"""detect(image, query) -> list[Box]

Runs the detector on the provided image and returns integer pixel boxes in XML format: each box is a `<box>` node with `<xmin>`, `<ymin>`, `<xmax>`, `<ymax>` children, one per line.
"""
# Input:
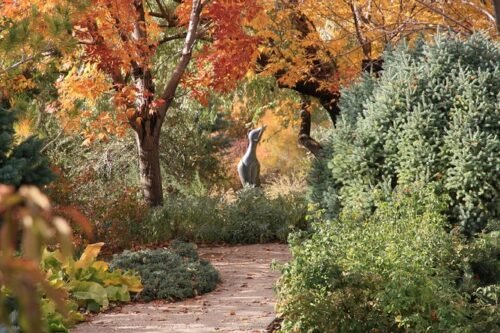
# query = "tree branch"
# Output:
<box><xmin>157</xmin><ymin>29</ymin><xmax>212</xmax><ymax>45</ymax></box>
<box><xmin>40</xmin><ymin>124</ymin><xmax>67</xmax><ymax>153</ymax></box>
<box><xmin>349</xmin><ymin>1</ymin><xmax>371</xmax><ymax>58</ymax></box>
<box><xmin>460</xmin><ymin>0</ymin><xmax>496</xmax><ymax>25</ymax></box>
<box><xmin>154</xmin><ymin>0</ymin><xmax>169</xmax><ymax>19</ymax></box>
<box><xmin>0</xmin><ymin>50</ymin><xmax>56</xmax><ymax>75</ymax></box>
<box><xmin>297</xmin><ymin>98</ymin><xmax>323</xmax><ymax>157</ymax></box>
<box><xmin>149</xmin><ymin>0</ymin><xmax>178</xmax><ymax>27</ymax></box>
<box><xmin>157</xmin><ymin>0</ymin><xmax>203</xmax><ymax>124</ymax></box>
<box><xmin>415</xmin><ymin>0</ymin><xmax>473</xmax><ymax>34</ymax></box>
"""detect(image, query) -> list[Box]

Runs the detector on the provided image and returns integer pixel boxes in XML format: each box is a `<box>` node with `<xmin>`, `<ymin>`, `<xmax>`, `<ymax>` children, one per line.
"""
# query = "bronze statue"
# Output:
<box><xmin>237</xmin><ymin>126</ymin><xmax>266</xmax><ymax>187</ymax></box>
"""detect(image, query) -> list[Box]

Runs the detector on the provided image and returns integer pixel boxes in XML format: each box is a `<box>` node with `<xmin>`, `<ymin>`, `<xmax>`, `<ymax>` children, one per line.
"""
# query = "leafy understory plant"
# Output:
<box><xmin>137</xmin><ymin>187</ymin><xmax>308</xmax><ymax>245</ymax></box>
<box><xmin>42</xmin><ymin>243</ymin><xmax>143</xmax><ymax>313</ymax></box>
<box><xmin>278</xmin><ymin>185</ymin><xmax>474</xmax><ymax>332</ymax></box>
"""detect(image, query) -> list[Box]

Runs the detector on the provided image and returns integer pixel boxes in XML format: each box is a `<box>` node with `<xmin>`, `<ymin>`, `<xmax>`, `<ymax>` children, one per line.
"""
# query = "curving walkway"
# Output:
<box><xmin>72</xmin><ymin>243</ymin><xmax>290</xmax><ymax>333</ymax></box>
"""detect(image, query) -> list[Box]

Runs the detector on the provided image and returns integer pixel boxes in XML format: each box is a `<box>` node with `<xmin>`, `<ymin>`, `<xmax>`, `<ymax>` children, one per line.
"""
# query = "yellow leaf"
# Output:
<box><xmin>74</xmin><ymin>243</ymin><xmax>104</xmax><ymax>270</ymax></box>
<box><xmin>13</xmin><ymin>118</ymin><xmax>33</xmax><ymax>139</ymax></box>
<box><xmin>102</xmin><ymin>273</ymin><xmax>143</xmax><ymax>293</ymax></box>
<box><xmin>123</xmin><ymin>277</ymin><xmax>143</xmax><ymax>293</ymax></box>
<box><xmin>92</xmin><ymin>261</ymin><xmax>109</xmax><ymax>271</ymax></box>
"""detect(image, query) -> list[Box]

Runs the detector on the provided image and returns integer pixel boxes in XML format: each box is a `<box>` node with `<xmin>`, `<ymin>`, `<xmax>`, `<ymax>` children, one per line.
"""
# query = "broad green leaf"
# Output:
<box><xmin>105</xmin><ymin>285</ymin><xmax>130</xmax><ymax>302</ymax></box>
<box><xmin>70</xmin><ymin>280</ymin><xmax>109</xmax><ymax>309</ymax></box>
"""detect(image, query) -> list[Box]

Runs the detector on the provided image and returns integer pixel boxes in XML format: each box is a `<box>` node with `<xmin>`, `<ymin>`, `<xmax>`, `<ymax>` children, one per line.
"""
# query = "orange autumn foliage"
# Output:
<box><xmin>1</xmin><ymin>0</ymin><xmax>260</xmax><ymax>142</ymax></box>
<box><xmin>182</xmin><ymin>0</ymin><xmax>262</xmax><ymax>102</ymax></box>
<box><xmin>1</xmin><ymin>1</ymin><xmax>498</xmax><ymax>134</ymax></box>
<box><xmin>192</xmin><ymin>0</ymin><xmax>498</xmax><ymax>101</ymax></box>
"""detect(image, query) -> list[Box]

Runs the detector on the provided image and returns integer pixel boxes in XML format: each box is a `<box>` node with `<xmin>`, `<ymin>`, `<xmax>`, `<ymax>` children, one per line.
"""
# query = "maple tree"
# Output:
<box><xmin>0</xmin><ymin>0</ymin><xmax>260</xmax><ymax>206</ymax></box>
<box><xmin>255</xmin><ymin>0</ymin><xmax>499</xmax><ymax>154</ymax></box>
<box><xmin>190</xmin><ymin>0</ymin><xmax>498</xmax><ymax>155</ymax></box>
<box><xmin>0</xmin><ymin>1</ymin><xmax>498</xmax><ymax>204</ymax></box>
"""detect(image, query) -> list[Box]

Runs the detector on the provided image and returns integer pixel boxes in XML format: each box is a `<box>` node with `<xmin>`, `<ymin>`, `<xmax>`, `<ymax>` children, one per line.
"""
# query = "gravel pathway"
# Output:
<box><xmin>72</xmin><ymin>243</ymin><xmax>290</xmax><ymax>333</ymax></box>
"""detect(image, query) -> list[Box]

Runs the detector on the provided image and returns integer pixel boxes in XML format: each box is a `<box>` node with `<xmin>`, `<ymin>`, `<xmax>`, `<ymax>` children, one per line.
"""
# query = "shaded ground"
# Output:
<box><xmin>72</xmin><ymin>243</ymin><xmax>290</xmax><ymax>333</ymax></box>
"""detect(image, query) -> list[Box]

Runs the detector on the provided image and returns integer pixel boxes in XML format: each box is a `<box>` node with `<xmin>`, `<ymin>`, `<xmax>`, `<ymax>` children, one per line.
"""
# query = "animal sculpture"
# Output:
<box><xmin>237</xmin><ymin>126</ymin><xmax>266</xmax><ymax>187</ymax></box>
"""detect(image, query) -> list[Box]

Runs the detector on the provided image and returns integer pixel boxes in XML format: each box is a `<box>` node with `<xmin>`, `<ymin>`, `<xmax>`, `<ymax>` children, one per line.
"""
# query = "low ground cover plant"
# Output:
<box><xmin>42</xmin><ymin>243</ymin><xmax>142</xmax><ymax>313</ymax></box>
<box><xmin>110</xmin><ymin>241</ymin><xmax>219</xmax><ymax>302</ymax></box>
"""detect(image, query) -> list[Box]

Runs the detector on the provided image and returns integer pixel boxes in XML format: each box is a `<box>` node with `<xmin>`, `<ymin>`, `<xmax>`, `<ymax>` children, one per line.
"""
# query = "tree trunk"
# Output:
<box><xmin>135</xmin><ymin>127</ymin><xmax>163</xmax><ymax>207</ymax></box>
<box><xmin>494</xmin><ymin>0</ymin><xmax>500</xmax><ymax>33</ymax></box>
<box><xmin>297</xmin><ymin>99</ymin><xmax>323</xmax><ymax>157</ymax></box>
<box><xmin>123</xmin><ymin>0</ymin><xmax>202</xmax><ymax>207</ymax></box>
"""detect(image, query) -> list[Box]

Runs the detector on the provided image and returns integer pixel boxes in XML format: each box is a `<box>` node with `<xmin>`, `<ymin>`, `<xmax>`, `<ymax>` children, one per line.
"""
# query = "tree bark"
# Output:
<box><xmin>361</xmin><ymin>58</ymin><xmax>384</xmax><ymax>75</ymax></box>
<box><xmin>494</xmin><ymin>0</ymin><xmax>500</xmax><ymax>33</ymax></box>
<box><xmin>135</xmin><ymin>121</ymin><xmax>163</xmax><ymax>206</ymax></box>
<box><xmin>125</xmin><ymin>0</ymin><xmax>202</xmax><ymax>207</ymax></box>
<box><xmin>297</xmin><ymin>99</ymin><xmax>323</xmax><ymax>157</ymax></box>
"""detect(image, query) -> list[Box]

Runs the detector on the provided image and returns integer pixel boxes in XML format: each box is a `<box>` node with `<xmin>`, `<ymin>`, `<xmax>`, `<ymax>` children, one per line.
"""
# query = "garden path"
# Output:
<box><xmin>72</xmin><ymin>243</ymin><xmax>290</xmax><ymax>333</ymax></box>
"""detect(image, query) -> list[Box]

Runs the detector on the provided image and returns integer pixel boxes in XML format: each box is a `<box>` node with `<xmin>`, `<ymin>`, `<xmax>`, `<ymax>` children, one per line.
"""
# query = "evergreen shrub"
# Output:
<box><xmin>311</xmin><ymin>33</ymin><xmax>500</xmax><ymax>233</ymax></box>
<box><xmin>110</xmin><ymin>241</ymin><xmax>219</xmax><ymax>302</ymax></box>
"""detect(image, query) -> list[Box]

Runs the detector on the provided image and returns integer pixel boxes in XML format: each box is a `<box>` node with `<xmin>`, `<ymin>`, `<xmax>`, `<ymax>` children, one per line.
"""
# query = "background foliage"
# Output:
<box><xmin>0</xmin><ymin>108</ymin><xmax>53</xmax><ymax>186</ymax></box>
<box><xmin>118</xmin><ymin>187</ymin><xmax>308</xmax><ymax>247</ymax></box>
<box><xmin>1</xmin><ymin>1</ymin><xmax>499</xmax><ymax>332</ymax></box>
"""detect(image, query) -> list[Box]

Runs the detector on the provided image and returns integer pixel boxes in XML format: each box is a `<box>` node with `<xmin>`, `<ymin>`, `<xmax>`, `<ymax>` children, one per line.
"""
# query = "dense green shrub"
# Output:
<box><xmin>110</xmin><ymin>241</ymin><xmax>219</xmax><ymax>302</ymax></box>
<box><xmin>277</xmin><ymin>185</ymin><xmax>494</xmax><ymax>333</ymax></box>
<box><xmin>0</xmin><ymin>107</ymin><xmax>53</xmax><ymax>186</ymax></box>
<box><xmin>469</xmin><ymin>223</ymin><xmax>500</xmax><ymax>285</ymax></box>
<box><xmin>300</xmin><ymin>34</ymin><xmax>500</xmax><ymax>332</ymax></box>
<box><xmin>128</xmin><ymin>187</ymin><xmax>308</xmax><ymax>245</ymax></box>
<box><xmin>311</xmin><ymin>33</ymin><xmax>500</xmax><ymax>233</ymax></box>
<box><xmin>159</xmin><ymin>100</ymin><xmax>228</xmax><ymax>189</ymax></box>
<box><xmin>140</xmin><ymin>194</ymin><xmax>222</xmax><ymax>243</ymax></box>
<box><xmin>220</xmin><ymin>187</ymin><xmax>307</xmax><ymax>244</ymax></box>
